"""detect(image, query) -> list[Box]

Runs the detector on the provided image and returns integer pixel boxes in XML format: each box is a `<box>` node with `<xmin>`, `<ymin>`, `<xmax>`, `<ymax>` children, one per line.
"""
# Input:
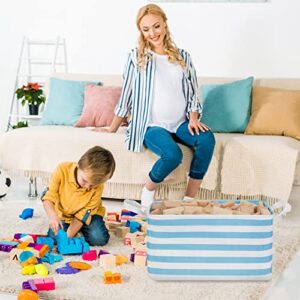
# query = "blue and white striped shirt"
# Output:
<box><xmin>114</xmin><ymin>48</ymin><xmax>202</xmax><ymax>153</ymax></box>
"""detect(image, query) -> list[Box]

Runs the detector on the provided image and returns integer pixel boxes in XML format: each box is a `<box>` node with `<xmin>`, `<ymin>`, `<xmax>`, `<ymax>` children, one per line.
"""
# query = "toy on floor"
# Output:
<box><xmin>0</xmin><ymin>169</ymin><xmax>11</xmax><ymax>198</ymax></box>
<box><xmin>82</xmin><ymin>250</ymin><xmax>97</xmax><ymax>261</ymax></box>
<box><xmin>22</xmin><ymin>277</ymin><xmax>55</xmax><ymax>294</ymax></box>
<box><xmin>56</xmin><ymin>265</ymin><xmax>80</xmax><ymax>274</ymax></box>
<box><xmin>19</xmin><ymin>208</ymin><xmax>34</xmax><ymax>220</ymax></box>
<box><xmin>18</xmin><ymin>289</ymin><xmax>39</xmax><ymax>300</ymax></box>
<box><xmin>103</xmin><ymin>271</ymin><xmax>122</xmax><ymax>284</ymax></box>
<box><xmin>56</xmin><ymin>229</ymin><xmax>89</xmax><ymax>255</ymax></box>
<box><xmin>42</xmin><ymin>253</ymin><xmax>63</xmax><ymax>264</ymax></box>
<box><xmin>67</xmin><ymin>261</ymin><xmax>92</xmax><ymax>270</ymax></box>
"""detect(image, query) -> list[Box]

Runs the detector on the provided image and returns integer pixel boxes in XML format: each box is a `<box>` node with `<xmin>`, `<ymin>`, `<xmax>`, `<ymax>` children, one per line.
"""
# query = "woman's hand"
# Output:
<box><xmin>188</xmin><ymin>119</ymin><xmax>210</xmax><ymax>136</ymax></box>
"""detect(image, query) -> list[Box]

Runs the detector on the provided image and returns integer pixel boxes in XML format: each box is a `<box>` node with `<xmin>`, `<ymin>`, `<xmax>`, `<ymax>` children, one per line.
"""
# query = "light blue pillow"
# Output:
<box><xmin>201</xmin><ymin>77</ymin><xmax>254</xmax><ymax>133</ymax></box>
<box><xmin>40</xmin><ymin>78</ymin><xmax>99</xmax><ymax>126</ymax></box>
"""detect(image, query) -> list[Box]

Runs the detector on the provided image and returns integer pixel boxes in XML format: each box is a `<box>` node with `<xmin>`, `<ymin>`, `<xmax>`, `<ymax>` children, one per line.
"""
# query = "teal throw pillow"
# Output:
<box><xmin>201</xmin><ymin>77</ymin><xmax>254</xmax><ymax>133</ymax></box>
<box><xmin>40</xmin><ymin>78</ymin><xmax>100</xmax><ymax>126</ymax></box>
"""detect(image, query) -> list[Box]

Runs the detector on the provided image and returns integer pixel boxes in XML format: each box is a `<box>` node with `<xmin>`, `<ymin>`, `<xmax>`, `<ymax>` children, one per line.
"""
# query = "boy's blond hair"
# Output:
<box><xmin>78</xmin><ymin>146</ymin><xmax>115</xmax><ymax>186</ymax></box>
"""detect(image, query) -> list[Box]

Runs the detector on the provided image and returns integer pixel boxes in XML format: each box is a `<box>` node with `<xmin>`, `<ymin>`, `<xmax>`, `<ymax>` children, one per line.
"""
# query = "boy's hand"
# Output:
<box><xmin>49</xmin><ymin>216</ymin><xmax>63</xmax><ymax>235</ymax></box>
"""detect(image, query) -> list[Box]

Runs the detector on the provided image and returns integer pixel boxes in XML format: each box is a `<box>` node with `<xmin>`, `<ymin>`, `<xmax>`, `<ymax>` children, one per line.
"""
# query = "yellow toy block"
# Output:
<box><xmin>22</xmin><ymin>264</ymin><xmax>36</xmax><ymax>275</ymax></box>
<box><xmin>103</xmin><ymin>271</ymin><xmax>122</xmax><ymax>284</ymax></box>
<box><xmin>116</xmin><ymin>255</ymin><xmax>128</xmax><ymax>266</ymax></box>
<box><xmin>35</xmin><ymin>263</ymin><xmax>49</xmax><ymax>276</ymax></box>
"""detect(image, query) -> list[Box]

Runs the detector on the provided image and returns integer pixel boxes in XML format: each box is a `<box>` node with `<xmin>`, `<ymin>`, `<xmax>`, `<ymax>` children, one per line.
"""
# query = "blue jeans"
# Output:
<box><xmin>143</xmin><ymin>121</ymin><xmax>215</xmax><ymax>183</ymax></box>
<box><xmin>47</xmin><ymin>215</ymin><xmax>110</xmax><ymax>246</ymax></box>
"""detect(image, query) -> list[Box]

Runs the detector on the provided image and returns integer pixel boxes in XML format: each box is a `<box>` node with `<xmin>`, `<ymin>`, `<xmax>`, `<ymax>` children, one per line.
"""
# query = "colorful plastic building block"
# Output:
<box><xmin>126</xmin><ymin>220</ymin><xmax>141</xmax><ymax>233</ymax></box>
<box><xmin>0</xmin><ymin>241</ymin><xmax>18</xmax><ymax>252</ymax></box>
<box><xmin>116</xmin><ymin>255</ymin><xmax>128</xmax><ymax>266</ymax></box>
<box><xmin>98</xmin><ymin>249</ymin><xmax>110</xmax><ymax>257</ymax></box>
<box><xmin>17</xmin><ymin>289</ymin><xmax>39</xmax><ymax>300</ymax></box>
<box><xmin>20</xmin><ymin>251</ymin><xmax>34</xmax><ymax>263</ymax></box>
<box><xmin>22</xmin><ymin>279</ymin><xmax>38</xmax><ymax>292</ymax></box>
<box><xmin>35</xmin><ymin>264</ymin><xmax>49</xmax><ymax>276</ymax></box>
<box><xmin>68</xmin><ymin>261</ymin><xmax>92</xmax><ymax>270</ymax></box>
<box><xmin>56</xmin><ymin>265</ymin><xmax>80</xmax><ymax>274</ymax></box>
<box><xmin>36</xmin><ymin>237</ymin><xmax>54</xmax><ymax>251</ymax></box>
<box><xmin>14</xmin><ymin>233</ymin><xmax>47</xmax><ymax>243</ymax></box>
<box><xmin>82</xmin><ymin>250</ymin><xmax>97</xmax><ymax>261</ymax></box>
<box><xmin>33</xmin><ymin>277</ymin><xmax>55</xmax><ymax>291</ymax></box>
<box><xmin>103</xmin><ymin>271</ymin><xmax>122</xmax><ymax>284</ymax></box>
<box><xmin>22</xmin><ymin>265</ymin><xmax>36</xmax><ymax>275</ymax></box>
<box><xmin>19</xmin><ymin>208</ymin><xmax>34</xmax><ymax>220</ymax></box>
<box><xmin>41</xmin><ymin>253</ymin><xmax>63</xmax><ymax>265</ymax></box>
<box><xmin>56</xmin><ymin>229</ymin><xmax>90</xmax><ymax>255</ymax></box>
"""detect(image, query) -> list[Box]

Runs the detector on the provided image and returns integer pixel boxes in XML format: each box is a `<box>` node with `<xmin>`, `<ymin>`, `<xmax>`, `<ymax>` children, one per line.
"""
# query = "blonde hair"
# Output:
<box><xmin>78</xmin><ymin>146</ymin><xmax>115</xmax><ymax>185</ymax></box>
<box><xmin>136</xmin><ymin>4</ymin><xmax>185</xmax><ymax>70</ymax></box>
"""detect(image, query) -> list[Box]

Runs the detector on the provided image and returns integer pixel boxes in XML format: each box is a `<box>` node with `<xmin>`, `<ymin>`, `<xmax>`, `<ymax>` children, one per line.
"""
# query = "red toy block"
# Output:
<box><xmin>107</xmin><ymin>212</ymin><xmax>119</xmax><ymax>222</ymax></box>
<box><xmin>34</xmin><ymin>277</ymin><xmax>55</xmax><ymax>291</ymax></box>
<box><xmin>82</xmin><ymin>250</ymin><xmax>97</xmax><ymax>261</ymax></box>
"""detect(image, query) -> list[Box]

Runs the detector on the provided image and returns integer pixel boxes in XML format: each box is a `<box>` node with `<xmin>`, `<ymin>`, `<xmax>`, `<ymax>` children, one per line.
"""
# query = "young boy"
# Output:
<box><xmin>41</xmin><ymin>146</ymin><xmax>115</xmax><ymax>246</ymax></box>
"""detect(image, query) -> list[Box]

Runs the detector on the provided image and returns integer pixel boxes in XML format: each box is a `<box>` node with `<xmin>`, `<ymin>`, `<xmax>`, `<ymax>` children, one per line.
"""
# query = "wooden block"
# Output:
<box><xmin>115</xmin><ymin>226</ymin><xmax>130</xmax><ymax>238</ymax></box>
<box><xmin>10</xmin><ymin>248</ymin><xmax>23</xmax><ymax>261</ymax></box>
<box><xmin>100</xmin><ymin>254</ymin><xmax>116</xmax><ymax>269</ymax></box>
<box><xmin>163</xmin><ymin>200</ymin><xmax>182</xmax><ymax>208</ymax></box>
<box><xmin>134</xmin><ymin>250</ymin><xmax>147</xmax><ymax>267</ymax></box>
<box><xmin>180</xmin><ymin>201</ymin><xmax>198</xmax><ymax>206</ymax></box>
<box><xmin>163</xmin><ymin>207</ymin><xmax>184</xmax><ymax>215</ymax></box>
<box><xmin>212</xmin><ymin>206</ymin><xmax>233</xmax><ymax>215</ymax></box>
<box><xmin>197</xmin><ymin>200</ymin><xmax>209</xmax><ymax>207</ymax></box>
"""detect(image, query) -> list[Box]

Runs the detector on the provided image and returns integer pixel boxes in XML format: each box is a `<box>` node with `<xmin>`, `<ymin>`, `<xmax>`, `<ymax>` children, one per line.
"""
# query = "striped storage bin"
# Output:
<box><xmin>147</xmin><ymin>200</ymin><xmax>274</xmax><ymax>281</ymax></box>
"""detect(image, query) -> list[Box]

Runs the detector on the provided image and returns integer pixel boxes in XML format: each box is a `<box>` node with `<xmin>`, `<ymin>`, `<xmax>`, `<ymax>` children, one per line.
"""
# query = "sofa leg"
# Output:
<box><xmin>28</xmin><ymin>176</ymin><xmax>38</xmax><ymax>198</ymax></box>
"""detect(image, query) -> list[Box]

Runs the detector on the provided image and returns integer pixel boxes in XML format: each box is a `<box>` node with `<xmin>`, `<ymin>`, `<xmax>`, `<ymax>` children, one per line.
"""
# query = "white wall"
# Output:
<box><xmin>1</xmin><ymin>0</ymin><xmax>300</xmax><ymax>132</ymax></box>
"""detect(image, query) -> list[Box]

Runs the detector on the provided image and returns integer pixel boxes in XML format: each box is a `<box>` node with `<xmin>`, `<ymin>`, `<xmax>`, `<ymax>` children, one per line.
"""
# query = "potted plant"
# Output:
<box><xmin>15</xmin><ymin>82</ymin><xmax>46</xmax><ymax>115</ymax></box>
<box><xmin>12</xmin><ymin>121</ymin><xmax>28</xmax><ymax>129</ymax></box>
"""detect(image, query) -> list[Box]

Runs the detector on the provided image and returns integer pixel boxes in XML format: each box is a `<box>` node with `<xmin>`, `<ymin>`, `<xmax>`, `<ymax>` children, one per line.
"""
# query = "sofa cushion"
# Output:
<box><xmin>75</xmin><ymin>85</ymin><xmax>121</xmax><ymax>127</ymax></box>
<box><xmin>40</xmin><ymin>78</ymin><xmax>99</xmax><ymax>126</ymax></box>
<box><xmin>200</xmin><ymin>77</ymin><xmax>254</xmax><ymax>133</ymax></box>
<box><xmin>245</xmin><ymin>86</ymin><xmax>300</xmax><ymax>140</ymax></box>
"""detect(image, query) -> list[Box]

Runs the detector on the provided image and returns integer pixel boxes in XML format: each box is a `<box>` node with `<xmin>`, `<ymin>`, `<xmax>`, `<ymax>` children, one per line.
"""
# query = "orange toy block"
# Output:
<box><xmin>69</xmin><ymin>261</ymin><xmax>92</xmax><ymax>270</ymax></box>
<box><xmin>38</xmin><ymin>245</ymin><xmax>49</xmax><ymax>258</ymax></box>
<box><xmin>103</xmin><ymin>271</ymin><xmax>122</xmax><ymax>284</ymax></box>
<box><xmin>17</xmin><ymin>242</ymin><xmax>29</xmax><ymax>250</ymax></box>
<box><xmin>116</xmin><ymin>255</ymin><xmax>128</xmax><ymax>266</ymax></box>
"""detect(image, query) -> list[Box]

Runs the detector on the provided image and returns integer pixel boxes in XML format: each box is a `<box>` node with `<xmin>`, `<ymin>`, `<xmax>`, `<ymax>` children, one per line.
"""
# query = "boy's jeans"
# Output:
<box><xmin>143</xmin><ymin>121</ymin><xmax>216</xmax><ymax>183</ymax></box>
<box><xmin>47</xmin><ymin>215</ymin><xmax>110</xmax><ymax>246</ymax></box>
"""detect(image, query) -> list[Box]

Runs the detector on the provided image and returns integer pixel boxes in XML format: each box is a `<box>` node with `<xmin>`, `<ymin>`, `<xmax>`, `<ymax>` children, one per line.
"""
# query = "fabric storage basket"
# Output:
<box><xmin>147</xmin><ymin>199</ymin><xmax>284</xmax><ymax>281</ymax></box>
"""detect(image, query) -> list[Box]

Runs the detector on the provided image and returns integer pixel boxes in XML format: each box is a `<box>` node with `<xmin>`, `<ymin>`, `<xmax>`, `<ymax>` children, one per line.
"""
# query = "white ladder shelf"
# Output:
<box><xmin>7</xmin><ymin>36</ymin><xmax>68</xmax><ymax>131</ymax></box>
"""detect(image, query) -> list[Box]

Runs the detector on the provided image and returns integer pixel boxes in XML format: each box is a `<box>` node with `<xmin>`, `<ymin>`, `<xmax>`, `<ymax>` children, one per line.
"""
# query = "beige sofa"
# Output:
<box><xmin>1</xmin><ymin>74</ymin><xmax>299</xmax><ymax>204</ymax></box>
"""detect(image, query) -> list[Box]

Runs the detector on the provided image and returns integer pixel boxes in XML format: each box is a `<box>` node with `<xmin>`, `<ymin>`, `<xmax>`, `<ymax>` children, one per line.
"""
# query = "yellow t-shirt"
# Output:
<box><xmin>41</xmin><ymin>162</ymin><xmax>105</xmax><ymax>225</ymax></box>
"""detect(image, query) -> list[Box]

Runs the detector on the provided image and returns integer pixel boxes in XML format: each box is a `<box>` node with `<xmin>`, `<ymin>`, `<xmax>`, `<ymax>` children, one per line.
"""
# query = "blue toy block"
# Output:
<box><xmin>19</xmin><ymin>208</ymin><xmax>34</xmax><ymax>220</ymax></box>
<box><xmin>42</xmin><ymin>253</ymin><xmax>63</xmax><ymax>264</ymax></box>
<box><xmin>126</xmin><ymin>220</ymin><xmax>141</xmax><ymax>233</ymax></box>
<box><xmin>37</xmin><ymin>237</ymin><xmax>54</xmax><ymax>251</ymax></box>
<box><xmin>19</xmin><ymin>251</ymin><xmax>34</xmax><ymax>262</ymax></box>
<box><xmin>56</xmin><ymin>229</ymin><xmax>89</xmax><ymax>255</ymax></box>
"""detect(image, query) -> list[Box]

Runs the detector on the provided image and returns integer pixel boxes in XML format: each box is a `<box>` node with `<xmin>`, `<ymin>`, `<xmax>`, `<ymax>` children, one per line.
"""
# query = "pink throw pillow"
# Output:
<box><xmin>75</xmin><ymin>84</ymin><xmax>122</xmax><ymax>127</ymax></box>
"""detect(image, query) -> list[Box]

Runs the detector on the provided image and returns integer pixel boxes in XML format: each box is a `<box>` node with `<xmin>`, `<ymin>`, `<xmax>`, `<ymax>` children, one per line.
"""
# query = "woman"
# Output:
<box><xmin>96</xmin><ymin>4</ymin><xmax>215</xmax><ymax>214</ymax></box>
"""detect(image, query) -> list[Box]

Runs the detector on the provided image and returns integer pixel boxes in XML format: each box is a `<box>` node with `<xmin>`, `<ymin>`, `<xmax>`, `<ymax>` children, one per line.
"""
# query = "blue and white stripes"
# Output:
<box><xmin>147</xmin><ymin>204</ymin><xmax>273</xmax><ymax>281</ymax></box>
<box><xmin>114</xmin><ymin>48</ymin><xmax>202</xmax><ymax>152</ymax></box>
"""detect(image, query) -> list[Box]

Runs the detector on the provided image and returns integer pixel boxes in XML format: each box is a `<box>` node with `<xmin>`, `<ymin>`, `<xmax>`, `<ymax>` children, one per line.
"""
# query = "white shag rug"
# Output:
<box><xmin>0</xmin><ymin>201</ymin><xmax>300</xmax><ymax>300</ymax></box>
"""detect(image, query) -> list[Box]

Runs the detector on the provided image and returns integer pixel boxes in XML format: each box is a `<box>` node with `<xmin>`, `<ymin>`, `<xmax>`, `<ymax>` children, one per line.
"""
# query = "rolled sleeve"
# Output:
<box><xmin>114</xmin><ymin>51</ymin><xmax>134</xmax><ymax>118</ymax></box>
<box><xmin>185</xmin><ymin>52</ymin><xmax>202</xmax><ymax>120</ymax></box>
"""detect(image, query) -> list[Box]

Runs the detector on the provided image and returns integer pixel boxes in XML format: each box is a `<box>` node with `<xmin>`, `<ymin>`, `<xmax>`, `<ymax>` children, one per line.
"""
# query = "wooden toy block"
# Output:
<box><xmin>163</xmin><ymin>206</ymin><xmax>184</xmax><ymax>215</ymax></box>
<box><xmin>107</xmin><ymin>212</ymin><xmax>120</xmax><ymax>222</ymax></box>
<box><xmin>134</xmin><ymin>250</ymin><xmax>147</xmax><ymax>267</ymax></box>
<box><xmin>100</xmin><ymin>254</ymin><xmax>116</xmax><ymax>269</ymax></box>
<box><xmin>163</xmin><ymin>200</ymin><xmax>181</xmax><ymax>208</ymax></box>
<box><xmin>211</xmin><ymin>206</ymin><xmax>233</xmax><ymax>215</ymax></box>
<box><xmin>124</xmin><ymin>233</ymin><xmax>133</xmax><ymax>246</ymax></box>
<box><xmin>115</xmin><ymin>226</ymin><xmax>130</xmax><ymax>238</ymax></box>
<box><xmin>135</xmin><ymin>242</ymin><xmax>147</xmax><ymax>251</ymax></box>
<box><xmin>10</xmin><ymin>248</ymin><xmax>23</xmax><ymax>261</ymax></box>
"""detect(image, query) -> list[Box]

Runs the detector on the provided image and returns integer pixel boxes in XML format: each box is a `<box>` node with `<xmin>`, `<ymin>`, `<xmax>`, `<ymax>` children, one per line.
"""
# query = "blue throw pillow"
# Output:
<box><xmin>40</xmin><ymin>78</ymin><xmax>100</xmax><ymax>126</ymax></box>
<box><xmin>200</xmin><ymin>77</ymin><xmax>254</xmax><ymax>133</ymax></box>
